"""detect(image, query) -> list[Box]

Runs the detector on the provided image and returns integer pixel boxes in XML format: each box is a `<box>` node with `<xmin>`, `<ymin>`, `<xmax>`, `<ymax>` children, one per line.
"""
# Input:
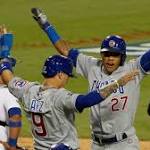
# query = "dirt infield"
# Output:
<box><xmin>18</xmin><ymin>137</ymin><xmax>150</xmax><ymax>150</ymax></box>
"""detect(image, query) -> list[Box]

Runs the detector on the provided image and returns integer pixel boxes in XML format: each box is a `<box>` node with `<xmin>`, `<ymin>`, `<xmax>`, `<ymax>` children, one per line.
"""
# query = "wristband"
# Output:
<box><xmin>114</xmin><ymin>80</ymin><xmax>119</xmax><ymax>88</ymax></box>
<box><xmin>2</xmin><ymin>33</ymin><xmax>13</xmax><ymax>50</ymax></box>
<box><xmin>8</xmin><ymin>120</ymin><xmax>22</xmax><ymax>127</ymax></box>
<box><xmin>8</xmin><ymin>137</ymin><xmax>17</xmax><ymax>147</ymax></box>
<box><xmin>43</xmin><ymin>22</ymin><xmax>61</xmax><ymax>44</ymax></box>
<box><xmin>0</xmin><ymin>61</ymin><xmax>12</xmax><ymax>74</ymax></box>
<box><xmin>8</xmin><ymin>107</ymin><xmax>22</xmax><ymax>117</ymax></box>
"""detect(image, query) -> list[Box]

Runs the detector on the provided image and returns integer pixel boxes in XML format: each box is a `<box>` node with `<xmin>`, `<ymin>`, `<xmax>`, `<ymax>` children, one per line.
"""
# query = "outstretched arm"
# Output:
<box><xmin>31</xmin><ymin>8</ymin><xmax>70</xmax><ymax>56</ymax></box>
<box><xmin>75</xmin><ymin>70</ymin><xmax>139</xmax><ymax>112</ymax></box>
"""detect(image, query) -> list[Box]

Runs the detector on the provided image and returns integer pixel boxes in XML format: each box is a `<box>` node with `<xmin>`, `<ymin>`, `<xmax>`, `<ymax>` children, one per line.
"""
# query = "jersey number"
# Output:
<box><xmin>31</xmin><ymin>113</ymin><xmax>47</xmax><ymax>136</ymax></box>
<box><xmin>111</xmin><ymin>96</ymin><xmax>128</xmax><ymax>111</ymax></box>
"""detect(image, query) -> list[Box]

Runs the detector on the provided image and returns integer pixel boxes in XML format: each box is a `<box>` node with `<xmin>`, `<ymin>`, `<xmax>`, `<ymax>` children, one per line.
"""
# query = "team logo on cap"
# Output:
<box><xmin>109</xmin><ymin>40</ymin><xmax>116</xmax><ymax>48</ymax></box>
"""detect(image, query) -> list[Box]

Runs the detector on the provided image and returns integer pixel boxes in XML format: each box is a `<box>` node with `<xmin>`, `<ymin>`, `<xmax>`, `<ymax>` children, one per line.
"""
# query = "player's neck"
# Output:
<box><xmin>42</xmin><ymin>78</ymin><xmax>62</xmax><ymax>89</ymax></box>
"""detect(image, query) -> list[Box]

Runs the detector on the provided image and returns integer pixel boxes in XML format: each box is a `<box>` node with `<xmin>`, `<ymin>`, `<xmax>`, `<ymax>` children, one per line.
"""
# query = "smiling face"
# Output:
<box><xmin>101</xmin><ymin>51</ymin><xmax>121</xmax><ymax>75</ymax></box>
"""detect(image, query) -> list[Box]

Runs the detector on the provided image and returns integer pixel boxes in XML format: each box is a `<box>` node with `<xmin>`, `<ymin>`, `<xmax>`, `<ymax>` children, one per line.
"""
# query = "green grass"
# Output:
<box><xmin>1</xmin><ymin>0</ymin><xmax>150</xmax><ymax>140</ymax></box>
<box><xmin>1</xmin><ymin>0</ymin><xmax>150</xmax><ymax>45</ymax></box>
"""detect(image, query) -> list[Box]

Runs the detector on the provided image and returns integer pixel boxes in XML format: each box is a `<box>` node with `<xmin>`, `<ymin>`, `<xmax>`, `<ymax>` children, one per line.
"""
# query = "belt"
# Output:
<box><xmin>93</xmin><ymin>133</ymin><xmax>127</xmax><ymax>145</ymax></box>
<box><xmin>51</xmin><ymin>143</ymin><xmax>73</xmax><ymax>150</ymax></box>
<box><xmin>0</xmin><ymin>120</ymin><xmax>7</xmax><ymax>127</ymax></box>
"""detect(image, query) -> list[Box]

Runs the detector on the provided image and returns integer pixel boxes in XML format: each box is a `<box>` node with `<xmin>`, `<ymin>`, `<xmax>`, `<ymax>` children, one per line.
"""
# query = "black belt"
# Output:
<box><xmin>93</xmin><ymin>133</ymin><xmax>127</xmax><ymax>145</ymax></box>
<box><xmin>0</xmin><ymin>120</ymin><xmax>7</xmax><ymax>127</ymax></box>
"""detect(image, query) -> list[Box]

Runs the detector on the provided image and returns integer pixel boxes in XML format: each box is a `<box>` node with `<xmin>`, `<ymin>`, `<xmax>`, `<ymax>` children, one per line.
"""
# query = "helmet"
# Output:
<box><xmin>100</xmin><ymin>35</ymin><xmax>126</xmax><ymax>65</ymax></box>
<box><xmin>42</xmin><ymin>55</ymin><xmax>74</xmax><ymax>78</ymax></box>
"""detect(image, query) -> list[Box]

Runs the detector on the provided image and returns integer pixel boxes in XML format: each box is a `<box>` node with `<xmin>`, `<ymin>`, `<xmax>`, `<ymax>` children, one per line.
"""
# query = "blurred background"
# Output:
<box><xmin>0</xmin><ymin>0</ymin><xmax>150</xmax><ymax>140</ymax></box>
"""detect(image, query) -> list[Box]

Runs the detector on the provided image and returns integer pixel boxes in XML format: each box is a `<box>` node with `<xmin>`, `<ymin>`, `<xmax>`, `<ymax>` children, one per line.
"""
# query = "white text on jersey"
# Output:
<box><xmin>30</xmin><ymin>99</ymin><xmax>44</xmax><ymax>112</ymax></box>
<box><xmin>91</xmin><ymin>80</ymin><xmax>124</xmax><ymax>94</ymax></box>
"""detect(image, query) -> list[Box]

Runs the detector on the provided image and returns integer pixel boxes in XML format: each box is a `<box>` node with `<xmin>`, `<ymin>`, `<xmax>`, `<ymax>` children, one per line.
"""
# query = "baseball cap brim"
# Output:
<box><xmin>101</xmin><ymin>48</ymin><xmax>123</xmax><ymax>54</ymax></box>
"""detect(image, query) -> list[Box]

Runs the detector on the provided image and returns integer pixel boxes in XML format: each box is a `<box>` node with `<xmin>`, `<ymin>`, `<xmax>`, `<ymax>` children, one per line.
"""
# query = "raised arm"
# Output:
<box><xmin>0</xmin><ymin>26</ymin><xmax>22</xmax><ymax>150</ymax></box>
<box><xmin>31</xmin><ymin>8</ymin><xmax>70</xmax><ymax>56</ymax></box>
<box><xmin>0</xmin><ymin>25</ymin><xmax>15</xmax><ymax>84</ymax></box>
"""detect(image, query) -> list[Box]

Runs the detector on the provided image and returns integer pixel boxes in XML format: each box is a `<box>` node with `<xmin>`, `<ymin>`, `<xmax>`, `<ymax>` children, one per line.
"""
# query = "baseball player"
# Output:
<box><xmin>0</xmin><ymin>53</ymin><xmax>138</xmax><ymax>150</ymax></box>
<box><xmin>31</xmin><ymin>8</ymin><xmax>150</xmax><ymax>150</ymax></box>
<box><xmin>0</xmin><ymin>25</ymin><xmax>22</xmax><ymax>150</ymax></box>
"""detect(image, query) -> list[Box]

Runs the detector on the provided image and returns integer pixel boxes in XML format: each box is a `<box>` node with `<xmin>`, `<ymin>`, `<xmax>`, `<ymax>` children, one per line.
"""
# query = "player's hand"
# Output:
<box><xmin>16</xmin><ymin>144</ymin><xmax>27</xmax><ymax>150</ymax></box>
<box><xmin>117</xmin><ymin>69</ymin><xmax>139</xmax><ymax>86</ymax></box>
<box><xmin>147</xmin><ymin>103</ymin><xmax>150</xmax><ymax>116</ymax></box>
<box><xmin>0</xmin><ymin>141</ymin><xmax>27</xmax><ymax>150</ymax></box>
<box><xmin>0</xmin><ymin>141</ymin><xmax>16</xmax><ymax>150</ymax></box>
<box><xmin>31</xmin><ymin>8</ymin><xmax>48</xmax><ymax>29</ymax></box>
<box><xmin>0</xmin><ymin>25</ymin><xmax>7</xmax><ymax>34</ymax></box>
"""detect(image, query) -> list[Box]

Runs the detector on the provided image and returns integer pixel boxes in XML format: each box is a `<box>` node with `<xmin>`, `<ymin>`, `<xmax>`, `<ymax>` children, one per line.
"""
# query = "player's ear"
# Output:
<box><xmin>57</xmin><ymin>72</ymin><xmax>63</xmax><ymax>80</ymax></box>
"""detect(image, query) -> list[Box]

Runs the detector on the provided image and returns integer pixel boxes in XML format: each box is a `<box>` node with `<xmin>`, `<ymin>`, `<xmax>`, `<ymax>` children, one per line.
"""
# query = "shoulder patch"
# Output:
<box><xmin>14</xmin><ymin>80</ymin><xmax>28</xmax><ymax>88</ymax></box>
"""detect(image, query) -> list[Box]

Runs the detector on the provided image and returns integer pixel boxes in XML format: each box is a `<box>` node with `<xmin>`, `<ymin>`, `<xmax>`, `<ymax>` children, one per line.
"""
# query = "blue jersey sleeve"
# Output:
<box><xmin>0</xmin><ymin>33</ymin><xmax>13</xmax><ymax>58</ymax></box>
<box><xmin>43</xmin><ymin>22</ymin><xmax>61</xmax><ymax>44</ymax></box>
<box><xmin>68</xmin><ymin>48</ymin><xmax>80</xmax><ymax>67</ymax></box>
<box><xmin>75</xmin><ymin>91</ymin><xmax>104</xmax><ymax>112</ymax></box>
<box><xmin>140</xmin><ymin>49</ymin><xmax>150</xmax><ymax>73</ymax></box>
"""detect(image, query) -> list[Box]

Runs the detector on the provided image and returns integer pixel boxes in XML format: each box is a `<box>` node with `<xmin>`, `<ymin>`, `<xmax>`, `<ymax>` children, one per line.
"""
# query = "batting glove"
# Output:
<box><xmin>31</xmin><ymin>8</ymin><xmax>48</xmax><ymax>29</ymax></box>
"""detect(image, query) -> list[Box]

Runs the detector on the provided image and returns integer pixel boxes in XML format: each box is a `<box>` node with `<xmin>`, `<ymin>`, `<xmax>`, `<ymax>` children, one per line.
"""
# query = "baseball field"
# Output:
<box><xmin>1</xmin><ymin>0</ymin><xmax>150</xmax><ymax>149</ymax></box>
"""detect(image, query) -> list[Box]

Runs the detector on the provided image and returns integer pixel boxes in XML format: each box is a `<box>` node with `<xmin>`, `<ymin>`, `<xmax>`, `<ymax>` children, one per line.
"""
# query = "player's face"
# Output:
<box><xmin>101</xmin><ymin>52</ymin><xmax>121</xmax><ymax>74</ymax></box>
